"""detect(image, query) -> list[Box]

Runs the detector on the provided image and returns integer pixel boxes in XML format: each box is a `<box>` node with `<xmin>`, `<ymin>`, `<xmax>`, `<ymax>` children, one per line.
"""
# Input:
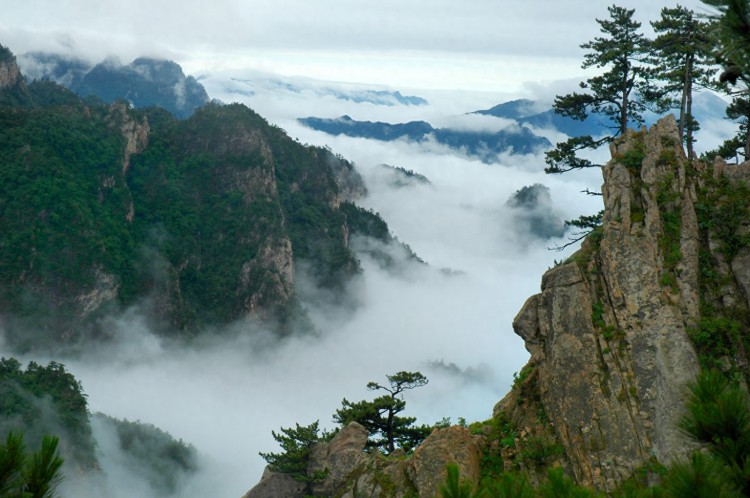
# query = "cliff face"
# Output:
<box><xmin>502</xmin><ymin>115</ymin><xmax>750</xmax><ymax>490</ymax></box>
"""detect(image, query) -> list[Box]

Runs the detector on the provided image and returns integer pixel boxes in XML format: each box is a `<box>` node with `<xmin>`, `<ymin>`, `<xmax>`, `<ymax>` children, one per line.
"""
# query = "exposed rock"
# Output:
<box><xmin>241</xmin><ymin>467</ymin><xmax>305</xmax><ymax>498</ymax></box>
<box><xmin>0</xmin><ymin>48</ymin><xmax>21</xmax><ymax>89</ymax></box>
<box><xmin>106</xmin><ymin>102</ymin><xmax>150</xmax><ymax>177</ymax></box>
<box><xmin>242</xmin><ymin>423</ymin><xmax>483</xmax><ymax>498</ymax></box>
<box><xmin>308</xmin><ymin>422</ymin><xmax>370</xmax><ymax>496</ymax></box>
<box><xmin>506</xmin><ymin>116</ymin><xmax>709</xmax><ymax>490</ymax></box>
<box><xmin>406</xmin><ymin>427</ymin><xmax>482</xmax><ymax>498</ymax></box>
<box><xmin>241</xmin><ymin>115</ymin><xmax>750</xmax><ymax>495</ymax></box>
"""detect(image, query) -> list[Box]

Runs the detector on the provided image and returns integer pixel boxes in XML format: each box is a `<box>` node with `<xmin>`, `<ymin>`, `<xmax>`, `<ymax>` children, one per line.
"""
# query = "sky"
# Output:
<box><xmin>2</xmin><ymin>0</ymin><xmax>714</xmax><ymax>92</ymax></box>
<box><xmin>0</xmin><ymin>1</ymin><xmax>738</xmax><ymax>497</ymax></box>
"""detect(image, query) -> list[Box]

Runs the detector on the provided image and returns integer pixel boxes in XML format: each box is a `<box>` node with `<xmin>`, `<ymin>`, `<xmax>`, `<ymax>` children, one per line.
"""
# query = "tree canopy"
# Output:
<box><xmin>0</xmin><ymin>431</ymin><xmax>64</xmax><ymax>498</ymax></box>
<box><xmin>545</xmin><ymin>5</ymin><xmax>651</xmax><ymax>174</ymax></box>
<box><xmin>334</xmin><ymin>371</ymin><xmax>430</xmax><ymax>453</ymax></box>
<box><xmin>649</xmin><ymin>5</ymin><xmax>715</xmax><ymax>158</ymax></box>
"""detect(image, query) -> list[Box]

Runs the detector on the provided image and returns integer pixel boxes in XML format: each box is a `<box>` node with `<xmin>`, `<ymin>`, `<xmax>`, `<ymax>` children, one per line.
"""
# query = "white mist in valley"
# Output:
<box><xmin>12</xmin><ymin>72</ymin><xmax>713</xmax><ymax>497</ymax></box>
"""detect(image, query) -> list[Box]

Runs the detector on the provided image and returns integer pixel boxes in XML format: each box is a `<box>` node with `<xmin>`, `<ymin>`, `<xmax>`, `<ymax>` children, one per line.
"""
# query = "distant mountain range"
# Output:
<box><xmin>474</xmin><ymin>99</ymin><xmax>614</xmax><ymax>138</ymax></box>
<box><xmin>212</xmin><ymin>74</ymin><xmax>428</xmax><ymax>106</ymax></box>
<box><xmin>299</xmin><ymin>115</ymin><xmax>551</xmax><ymax>162</ymax></box>
<box><xmin>473</xmin><ymin>93</ymin><xmax>730</xmax><ymax>139</ymax></box>
<box><xmin>19</xmin><ymin>52</ymin><xmax>209</xmax><ymax>118</ymax></box>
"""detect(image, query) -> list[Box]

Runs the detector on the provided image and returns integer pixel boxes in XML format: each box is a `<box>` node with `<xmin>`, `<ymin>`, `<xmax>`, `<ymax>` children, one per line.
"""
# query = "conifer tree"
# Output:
<box><xmin>545</xmin><ymin>5</ymin><xmax>652</xmax><ymax>174</ymax></box>
<box><xmin>333</xmin><ymin>371</ymin><xmax>430</xmax><ymax>453</ymax></box>
<box><xmin>258</xmin><ymin>421</ymin><xmax>323</xmax><ymax>482</ymax></box>
<box><xmin>700</xmin><ymin>0</ymin><xmax>750</xmax><ymax>162</ymax></box>
<box><xmin>701</xmin><ymin>0</ymin><xmax>750</xmax><ymax>86</ymax></box>
<box><xmin>648</xmin><ymin>5</ymin><xmax>715</xmax><ymax>159</ymax></box>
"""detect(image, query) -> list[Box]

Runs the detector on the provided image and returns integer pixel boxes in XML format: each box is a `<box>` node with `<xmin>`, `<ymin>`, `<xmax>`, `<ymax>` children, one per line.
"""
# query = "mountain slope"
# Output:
<box><xmin>0</xmin><ymin>45</ymin><xmax>396</xmax><ymax>348</ymax></box>
<box><xmin>299</xmin><ymin>115</ymin><xmax>551</xmax><ymax>162</ymax></box>
<box><xmin>20</xmin><ymin>53</ymin><xmax>210</xmax><ymax>118</ymax></box>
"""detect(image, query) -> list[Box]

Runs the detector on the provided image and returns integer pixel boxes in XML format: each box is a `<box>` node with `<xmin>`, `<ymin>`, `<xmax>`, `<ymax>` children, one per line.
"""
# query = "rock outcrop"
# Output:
<box><xmin>243</xmin><ymin>423</ymin><xmax>482</xmax><ymax>498</ymax></box>
<box><xmin>499</xmin><ymin>115</ymin><xmax>750</xmax><ymax>490</ymax></box>
<box><xmin>0</xmin><ymin>47</ymin><xmax>21</xmax><ymax>89</ymax></box>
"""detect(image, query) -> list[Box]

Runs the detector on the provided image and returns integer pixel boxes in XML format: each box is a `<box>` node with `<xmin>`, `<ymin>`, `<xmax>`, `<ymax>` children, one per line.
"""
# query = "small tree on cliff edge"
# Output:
<box><xmin>545</xmin><ymin>4</ymin><xmax>652</xmax><ymax>175</ymax></box>
<box><xmin>334</xmin><ymin>371</ymin><xmax>431</xmax><ymax>454</ymax></box>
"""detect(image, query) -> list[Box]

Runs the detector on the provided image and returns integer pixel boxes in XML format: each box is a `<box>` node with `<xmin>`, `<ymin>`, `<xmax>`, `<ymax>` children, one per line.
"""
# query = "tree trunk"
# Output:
<box><xmin>685</xmin><ymin>55</ymin><xmax>694</xmax><ymax>160</ymax></box>
<box><xmin>679</xmin><ymin>58</ymin><xmax>689</xmax><ymax>144</ymax></box>
<box><xmin>620</xmin><ymin>60</ymin><xmax>629</xmax><ymax>135</ymax></box>
<box><xmin>386</xmin><ymin>408</ymin><xmax>395</xmax><ymax>453</ymax></box>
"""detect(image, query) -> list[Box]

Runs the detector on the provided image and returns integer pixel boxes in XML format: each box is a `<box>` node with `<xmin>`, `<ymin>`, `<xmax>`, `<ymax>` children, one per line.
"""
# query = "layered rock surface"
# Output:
<box><xmin>501</xmin><ymin>115</ymin><xmax>750</xmax><ymax>490</ymax></box>
<box><xmin>244</xmin><ymin>423</ymin><xmax>482</xmax><ymax>498</ymax></box>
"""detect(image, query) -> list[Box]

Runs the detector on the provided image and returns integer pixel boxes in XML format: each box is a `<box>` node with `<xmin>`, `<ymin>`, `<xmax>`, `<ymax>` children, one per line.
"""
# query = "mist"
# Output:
<box><xmin>4</xmin><ymin>66</ymin><xmax>738</xmax><ymax>498</ymax></box>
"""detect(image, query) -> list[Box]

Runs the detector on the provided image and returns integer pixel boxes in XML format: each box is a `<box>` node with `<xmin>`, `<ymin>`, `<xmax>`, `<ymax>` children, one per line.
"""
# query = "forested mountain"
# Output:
<box><xmin>19</xmin><ymin>52</ymin><xmax>210</xmax><ymax>118</ymax></box>
<box><xmin>0</xmin><ymin>45</ymin><xmax>397</xmax><ymax>350</ymax></box>
<box><xmin>298</xmin><ymin>115</ymin><xmax>551</xmax><ymax>162</ymax></box>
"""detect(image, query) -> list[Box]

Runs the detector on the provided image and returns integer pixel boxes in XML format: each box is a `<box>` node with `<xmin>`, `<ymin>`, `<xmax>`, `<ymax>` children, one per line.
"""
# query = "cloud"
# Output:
<box><xmin>6</xmin><ymin>75</ymin><xmax>608</xmax><ymax>495</ymax></box>
<box><xmin>2</xmin><ymin>0</ymin><xmax>711</xmax><ymax>92</ymax></box>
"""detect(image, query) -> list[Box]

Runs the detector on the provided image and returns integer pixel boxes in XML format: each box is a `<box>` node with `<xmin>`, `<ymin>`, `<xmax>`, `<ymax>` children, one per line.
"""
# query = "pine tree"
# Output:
<box><xmin>545</xmin><ymin>5</ymin><xmax>652</xmax><ymax>174</ymax></box>
<box><xmin>258</xmin><ymin>421</ymin><xmax>323</xmax><ymax>482</ymax></box>
<box><xmin>679</xmin><ymin>370</ymin><xmax>750</xmax><ymax>495</ymax></box>
<box><xmin>0</xmin><ymin>432</ymin><xmax>64</xmax><ymax>498</ymax></box>
<box><xmin>701</xmin><ymin>0</ymin><xmax>750</xmax><ymax>86</ymax></box>
<box><xmin>648</xmin><ymin>5</ymin><xmax>716</xmax><ymax>159</ymax></box>
<box><xmin>333</xmin><ymin>371</ymin><xmax>430</xmax><ymax>453</ymax></box>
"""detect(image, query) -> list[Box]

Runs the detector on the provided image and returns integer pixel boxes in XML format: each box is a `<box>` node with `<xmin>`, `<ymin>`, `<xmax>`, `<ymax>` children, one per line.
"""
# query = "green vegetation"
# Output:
<box><xmin>0</xmin><ymin>431</ymin><xmax>64</xmax><ymax>498</ymax></box>
<box><xmin>0</xmin><ymin>51</ymin><xmax>392</xmax><ymax>342</ymax></box>
<box><xmin>259</xmin><ymin>421</ymin><xmax>327</xmax><ymax>484</ymax></box>
<box><xmin>692</xmin><ymin>172</ymin><xmax>750</xmax><ymax>375</ymax></box>
<box><xmin>95</xmin><ymin>414</ymin><xmax>199</xmax><ymax>495</ymax></box>
<box><xmin>648</xmin><ymin>6</ymin><xmax>714</xmax><ymax>158</ymax></box>
<box><xmin>442</xmin><ymin>370</ymin><xmax>750</xmax><ymax>498</ymax></box>
<box><xmin>655</xmin><ymin>171</ymin><xmax>683</xmax><ymax>293</ymax></box>
<box><xmin>544</xmin><ymin>5</ymin><xmax>651</xmax><ymax>175</ymax></box>
<box><xmin>0</xmin><ymin>358</ymin><xmax>95</xmax><ymax>469</ymax></box>
<box><xmin>334</xmin><ymin>371</ymin><xmax>431</xmax><ymax>454</ymax></box>
<box><xmin>262</xmin><ymin>371</ymin><xmax>432</xmax><ymax>486</ymax></box>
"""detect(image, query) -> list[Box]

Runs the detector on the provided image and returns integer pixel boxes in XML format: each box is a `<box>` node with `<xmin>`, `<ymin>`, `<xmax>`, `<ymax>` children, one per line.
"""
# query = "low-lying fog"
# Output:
<box><xmin>8</xmin><ymin>72</ymin><xmax>733</xmax><ymax>497</ymax></box>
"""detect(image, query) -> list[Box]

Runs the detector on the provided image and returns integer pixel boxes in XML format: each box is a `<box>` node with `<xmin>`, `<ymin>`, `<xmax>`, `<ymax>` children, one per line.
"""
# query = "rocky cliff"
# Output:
<box><xmin>243</xmin><ymin>422</ymin><xmax>483</xmax><ymax>498</ymax></box>
<box><xmin>0</xmin><ymin>44</ymin><xmax>389</xmax><ymax>349</ymax></box>
<box><xmin>502</xmin><ymin>115</ymin><xmax>750</xmax><ymax>491</ymax></box>
<box><xmin>242</xmin><ymin>115</ymin><xmax>750</xmax><ymax>496</ymax></box>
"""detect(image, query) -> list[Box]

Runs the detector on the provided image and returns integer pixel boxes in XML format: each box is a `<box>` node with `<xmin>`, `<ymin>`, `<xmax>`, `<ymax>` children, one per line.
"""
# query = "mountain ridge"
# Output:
<box><xmin>0</xmin><ymin>45</ymin><xmax>406</xmax><ymax>349</ymax></box>
<box><xmin>299</xmin><ymin>114</ymin><xmax>551</xmax><ymax>162</ymax></box>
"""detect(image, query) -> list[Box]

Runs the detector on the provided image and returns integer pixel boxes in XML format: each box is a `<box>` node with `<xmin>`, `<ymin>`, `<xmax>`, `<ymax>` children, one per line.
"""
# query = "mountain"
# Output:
<box><xmin>214</xmin><ymin>74</ymin><xmax>428</xmax><ymax>106</ymax></box>
<box><xmin>20</xmin><ymin>52</ymin><xmax>210</xmax><ymax>118</ymax></box>
<box><xmin>475</xmin><ymin>94</ymin><xmax>729</xmax><ymax>139</ymax></box>
<box><xmin>299</xmin><ymin>115</ymin><xmax>551</xmax><ymax>162</ymax></box>
<box><xmin>0</xmin><ymin>45</ymin><xmax>403</xmax><ymax>349</ymax></box>
<box><xmin>242</xmin><ymin>115</ymin><xmax>750</xmax><ymax>496</ymax></box>
<box><xmin>475</xmin><ymin>99</ymin><xmax>618</xmax><ymax>137</ymax></box>
<box><xmin>506</xmin><ymin>184</ymin><xmax>566</xmax><ymax>240</ymax></box>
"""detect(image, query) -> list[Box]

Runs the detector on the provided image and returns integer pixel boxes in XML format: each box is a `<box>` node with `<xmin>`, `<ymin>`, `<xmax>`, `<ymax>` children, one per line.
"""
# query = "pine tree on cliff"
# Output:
<box><xmin>648</xmin><ymin>5</ymin><xmax>716</xmax><ymax>160</ymax></box>
<box><xmin>333</xmin><ymin>371</ymin><xmax>430</xmax><ymax>454</ymax></box>
<box><xmin>545</xmin><ymin>5</ymin><xmax>652</xmax><ymax>174</ymax></box>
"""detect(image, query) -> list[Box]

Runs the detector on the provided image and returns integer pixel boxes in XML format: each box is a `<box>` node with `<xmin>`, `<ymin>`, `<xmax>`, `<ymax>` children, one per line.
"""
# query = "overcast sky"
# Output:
<box><xmin>2</xmin><ymin>0</ymin><xmax>713</xmax><ymax>92</ymax></box>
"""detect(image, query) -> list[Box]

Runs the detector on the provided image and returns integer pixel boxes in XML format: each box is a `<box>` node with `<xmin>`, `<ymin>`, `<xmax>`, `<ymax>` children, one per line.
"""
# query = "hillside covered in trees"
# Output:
<box><xmin>0</xmin><ymin>44</ymin><xmax>405</xmax><ymax>350</ymax></box>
